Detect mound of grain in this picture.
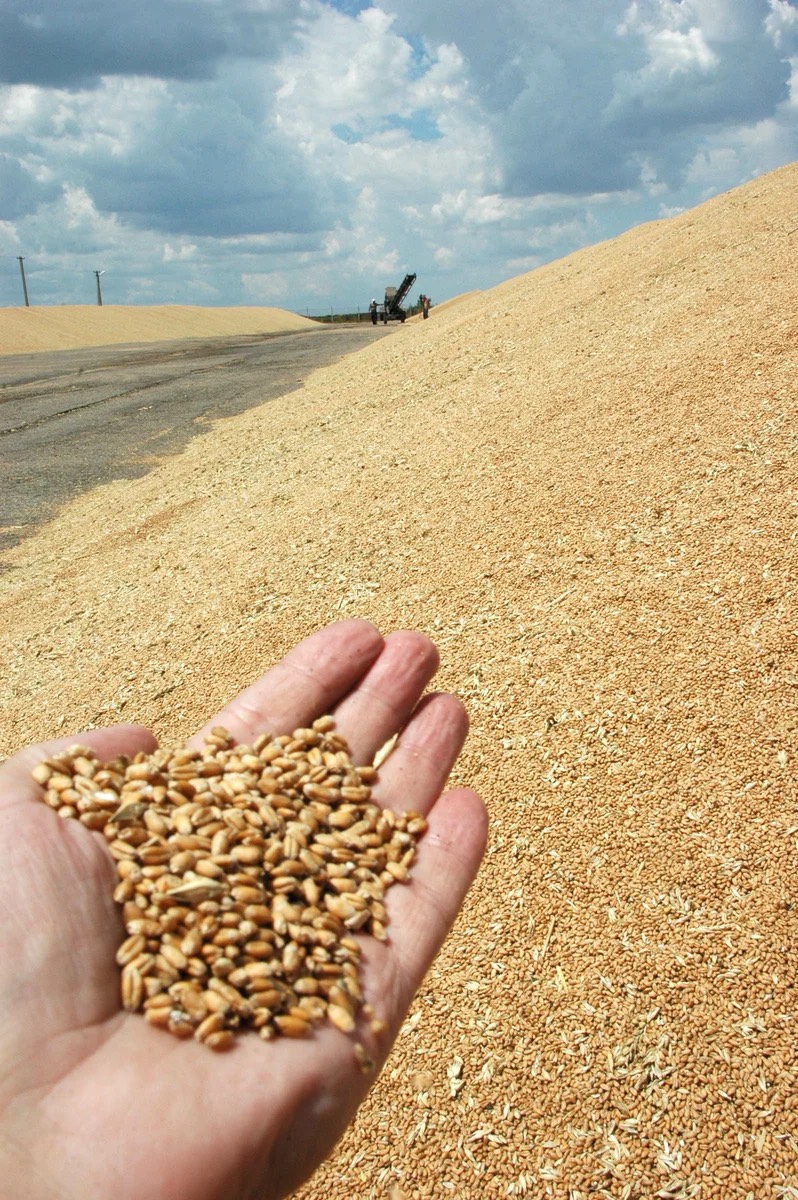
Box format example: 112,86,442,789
2,162,797,1198
0,304,315,355
407,290,482,321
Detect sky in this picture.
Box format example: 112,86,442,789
1,0,796,313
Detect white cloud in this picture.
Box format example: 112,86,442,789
766,0,798,49
645,27,719,75
241,271,293,302
275,7,411,126
0,219,22,251
162,242,198,262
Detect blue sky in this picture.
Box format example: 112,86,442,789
1,0,796,312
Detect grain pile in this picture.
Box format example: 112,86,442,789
0,303,315,354
407,291,482,322
2,162,797,1197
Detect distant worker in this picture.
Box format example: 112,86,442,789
369,299,378,325
421,294,431,319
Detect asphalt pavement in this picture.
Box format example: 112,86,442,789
0,324,393,556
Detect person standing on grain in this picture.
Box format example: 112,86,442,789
0,619,487,1200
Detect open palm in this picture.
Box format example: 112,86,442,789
0,621,487,1200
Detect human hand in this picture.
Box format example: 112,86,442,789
0,620,487,1200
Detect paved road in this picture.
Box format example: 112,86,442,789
0,324,393,555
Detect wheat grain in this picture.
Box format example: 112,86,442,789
33,719,427,1051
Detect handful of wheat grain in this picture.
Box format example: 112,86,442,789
32,717,426,1052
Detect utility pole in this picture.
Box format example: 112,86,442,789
17,257,30,307
94,269,105,306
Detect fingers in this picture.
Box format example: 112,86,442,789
191,620,464,817
329,629,440,763
369,692,469,815
192,623,442,766
405,787,488,941
190,620,385,748
361,786,489,1032
8,621,464,825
